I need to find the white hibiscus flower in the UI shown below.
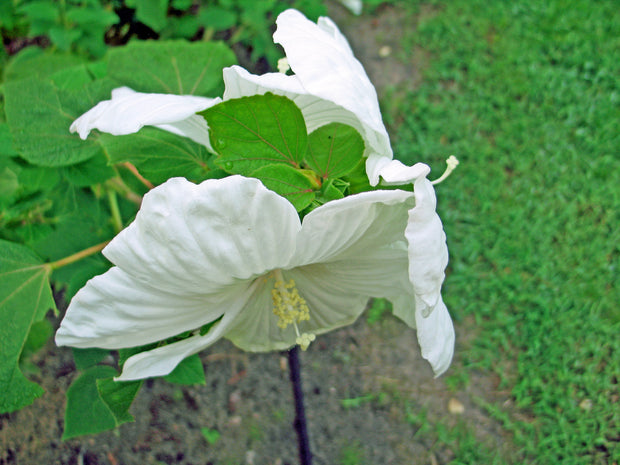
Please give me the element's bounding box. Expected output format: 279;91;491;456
56;175;454;381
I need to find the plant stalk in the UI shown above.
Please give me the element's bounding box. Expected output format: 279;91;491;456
288;346;313;465
47;241;110;271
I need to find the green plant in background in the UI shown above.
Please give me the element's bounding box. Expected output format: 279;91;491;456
2;0;118;57
1;0;328;63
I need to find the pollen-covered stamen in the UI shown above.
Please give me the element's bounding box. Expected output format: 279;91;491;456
271;269;315;350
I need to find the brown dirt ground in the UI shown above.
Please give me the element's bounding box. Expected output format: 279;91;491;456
1;3;518;465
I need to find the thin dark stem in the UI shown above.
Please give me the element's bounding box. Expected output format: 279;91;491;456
288;346;313;465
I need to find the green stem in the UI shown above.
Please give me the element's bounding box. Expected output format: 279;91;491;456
107;189;123;234
47;241;110;271
106;177;143;206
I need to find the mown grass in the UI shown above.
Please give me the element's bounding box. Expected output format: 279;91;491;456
389;0;619;463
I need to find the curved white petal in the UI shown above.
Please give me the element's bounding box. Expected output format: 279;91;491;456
55;267;249;349
155;114;214;151
415;296;454;377
117;302;246;380
103;176;301;295
226;244;413;352
70;86;218;142
273;10;391;161
377;160;432;185
405;177;449;315
293;189;414;266
223;66;366;140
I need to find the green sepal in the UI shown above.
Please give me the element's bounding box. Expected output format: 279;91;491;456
305;122;365;179
164;354;206;385
202;93;308;176
251;164;316;212
0;240;55;414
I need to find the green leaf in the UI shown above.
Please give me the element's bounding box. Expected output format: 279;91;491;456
202;93;308;176
61;154;115;187
107;40;236;96
4;78;116;167
0;123;19;157
0;240;55;414
97;377;142;424
64;366;116;438
101;128;212;185
3;49;86;83
20;319;53;361
132;0;168;32
251;164;316;212
200;427;221;445
72;347;109;371
305;123;365;179
164;354;206;385
198;6;237;30
48;26;81;52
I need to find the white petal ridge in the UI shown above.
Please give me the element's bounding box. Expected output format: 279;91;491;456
70;87;219;146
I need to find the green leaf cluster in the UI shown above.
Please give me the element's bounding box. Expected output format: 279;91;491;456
2;0;118;58
201;93;368;213
0;40;234;424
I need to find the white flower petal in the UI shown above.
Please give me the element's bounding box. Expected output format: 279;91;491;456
117;304;245;381
294;189;414;265
405;177;449;315
155;114;214;151
55;267;250;349
415;295;454;376
376;159;432;185
103;176;301;295
70;86;218;141
223;66;365;139
226;245;413;352
273;10;391;160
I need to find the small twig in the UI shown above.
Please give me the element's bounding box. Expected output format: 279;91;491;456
288;346;313;465
47;241;110;271
123;162;154;190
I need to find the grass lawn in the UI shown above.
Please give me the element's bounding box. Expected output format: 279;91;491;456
389;0;619;463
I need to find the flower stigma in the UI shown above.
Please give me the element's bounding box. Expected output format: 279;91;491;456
431;155;460;185
271;269;316;350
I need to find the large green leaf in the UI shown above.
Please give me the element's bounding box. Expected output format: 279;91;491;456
0;240;55;414
3;49;86;83
202;93;308;176
305;123;365;179
107;40;236;96
3;78;116;166
101;128;213;185
63;365;141;439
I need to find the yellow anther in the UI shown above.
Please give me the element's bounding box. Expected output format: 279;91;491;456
271;270;314;349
